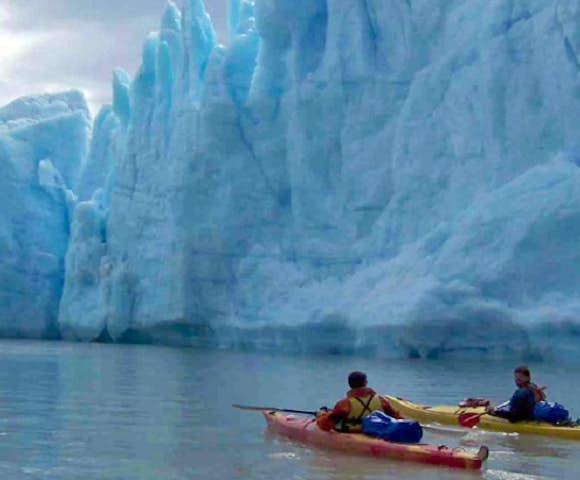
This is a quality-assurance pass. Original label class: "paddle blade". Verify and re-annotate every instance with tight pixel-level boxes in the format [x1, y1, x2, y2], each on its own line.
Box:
[458, 412, 483, 428]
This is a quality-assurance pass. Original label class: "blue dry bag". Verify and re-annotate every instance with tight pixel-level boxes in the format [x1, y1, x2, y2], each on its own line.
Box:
[362, 411, 423, 443]
[533, 401, 569, 424]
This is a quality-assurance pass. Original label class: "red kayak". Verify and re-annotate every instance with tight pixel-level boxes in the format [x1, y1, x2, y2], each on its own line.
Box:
[264, 411, 488, 470]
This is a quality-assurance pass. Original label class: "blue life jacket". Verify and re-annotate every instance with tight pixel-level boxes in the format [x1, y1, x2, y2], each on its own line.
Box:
[533, 401, 569, 424]
[362, 411, 423, 443]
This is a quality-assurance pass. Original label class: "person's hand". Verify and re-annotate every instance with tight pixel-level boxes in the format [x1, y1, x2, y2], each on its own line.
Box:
[316, 406, 329, 418]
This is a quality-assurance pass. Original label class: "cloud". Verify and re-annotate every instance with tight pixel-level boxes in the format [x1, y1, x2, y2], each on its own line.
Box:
[0, 0, 227, 115]
[0, 29, 48, 67]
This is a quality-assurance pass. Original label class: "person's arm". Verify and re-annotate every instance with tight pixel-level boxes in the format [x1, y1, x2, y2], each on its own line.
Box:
[491, 407, 516, 421]
[493, 389, 534, 423]
[380, 396, 403, 419]
[316, 399, 350, 431]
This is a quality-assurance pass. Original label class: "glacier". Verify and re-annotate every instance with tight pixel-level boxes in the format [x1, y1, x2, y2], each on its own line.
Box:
[4, 0, 580, 360]
[0, 91, 90, 337]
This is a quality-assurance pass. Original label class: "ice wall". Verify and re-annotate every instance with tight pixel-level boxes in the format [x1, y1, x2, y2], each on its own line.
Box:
[0, 91, 90, 337]
[59, 0, 580, 360]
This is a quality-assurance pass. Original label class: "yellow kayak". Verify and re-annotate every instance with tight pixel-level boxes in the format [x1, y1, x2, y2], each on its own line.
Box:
[385, 396, 580, 440]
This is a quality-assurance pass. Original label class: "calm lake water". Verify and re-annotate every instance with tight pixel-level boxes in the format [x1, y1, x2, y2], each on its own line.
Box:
[0, 340, 578, 479]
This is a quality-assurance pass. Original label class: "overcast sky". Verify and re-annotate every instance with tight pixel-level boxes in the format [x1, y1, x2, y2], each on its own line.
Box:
[0, 1, 227, 115]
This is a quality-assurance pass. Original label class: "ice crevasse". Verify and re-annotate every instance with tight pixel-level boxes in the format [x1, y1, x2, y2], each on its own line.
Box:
[5, 0, 580, 360]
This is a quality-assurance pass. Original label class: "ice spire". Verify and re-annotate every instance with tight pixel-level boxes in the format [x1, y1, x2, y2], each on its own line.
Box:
[133, 32, 161, 97]
[112, 68, 131, 127]
[224, 0, 258, 106]
[157, 41, 174, 108]
[182, 0, 217, 97]
[161, 1, 181, 32]
[228, 0, 256, 38]
[228, 0, 241, 40]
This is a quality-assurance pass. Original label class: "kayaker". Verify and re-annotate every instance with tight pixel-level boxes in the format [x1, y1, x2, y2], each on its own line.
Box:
[488, 365, 546, 422]
[316, 371, 402, 432]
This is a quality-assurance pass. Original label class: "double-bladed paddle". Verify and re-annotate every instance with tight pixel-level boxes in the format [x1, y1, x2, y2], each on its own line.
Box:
[233, 404, 467, 435]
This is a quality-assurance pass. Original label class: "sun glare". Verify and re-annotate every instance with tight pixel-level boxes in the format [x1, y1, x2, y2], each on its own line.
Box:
[0, 30, 49, 80]
[0, 30, 32, 69]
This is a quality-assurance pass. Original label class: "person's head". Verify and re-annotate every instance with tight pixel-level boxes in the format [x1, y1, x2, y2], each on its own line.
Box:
[348, 371, 368, 389]
[513, 365, 531, 388]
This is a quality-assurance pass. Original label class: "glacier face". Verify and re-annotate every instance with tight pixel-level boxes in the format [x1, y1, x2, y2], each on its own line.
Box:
[0, 91, 90, 337]
[6, 0, 580, 359]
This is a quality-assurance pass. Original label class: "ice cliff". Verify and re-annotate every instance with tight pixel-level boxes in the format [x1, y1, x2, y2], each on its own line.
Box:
[0, 91, 90, 337]
[5, 0, 580, 360]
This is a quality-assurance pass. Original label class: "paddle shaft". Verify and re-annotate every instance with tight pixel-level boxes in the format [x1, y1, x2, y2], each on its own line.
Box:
[476, 400, 510, 419]
[232, 404, 317, 415]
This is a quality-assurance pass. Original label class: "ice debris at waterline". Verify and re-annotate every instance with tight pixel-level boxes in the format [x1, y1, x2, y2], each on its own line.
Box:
[2, 0, 580, 360]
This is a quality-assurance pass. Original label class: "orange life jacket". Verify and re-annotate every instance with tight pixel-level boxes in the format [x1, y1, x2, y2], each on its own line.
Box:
[529, 383, 547, 402]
